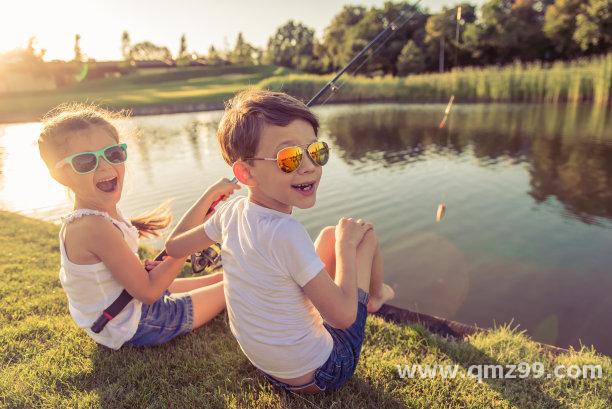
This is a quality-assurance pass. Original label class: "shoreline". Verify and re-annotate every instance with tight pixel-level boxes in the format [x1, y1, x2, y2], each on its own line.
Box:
[0, 98, 601, 126]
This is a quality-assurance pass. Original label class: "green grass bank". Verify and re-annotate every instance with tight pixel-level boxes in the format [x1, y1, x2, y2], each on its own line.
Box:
[0, 54, 610, 124]
[0, 210, 610, 408]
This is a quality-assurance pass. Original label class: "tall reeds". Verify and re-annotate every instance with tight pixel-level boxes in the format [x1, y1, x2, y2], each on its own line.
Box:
[258, 53, 611, 105]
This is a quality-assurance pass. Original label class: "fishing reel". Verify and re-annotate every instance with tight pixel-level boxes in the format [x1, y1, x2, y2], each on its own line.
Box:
[188, 243, 222, 274]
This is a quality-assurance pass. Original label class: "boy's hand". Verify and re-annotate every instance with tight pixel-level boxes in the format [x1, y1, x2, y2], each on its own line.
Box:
[335, 217, 373, 249]
[205, 177, 241, 205]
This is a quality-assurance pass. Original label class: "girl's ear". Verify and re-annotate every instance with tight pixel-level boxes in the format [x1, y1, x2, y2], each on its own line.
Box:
[50, 167, 70, 187]
[232, 161, 257, 187]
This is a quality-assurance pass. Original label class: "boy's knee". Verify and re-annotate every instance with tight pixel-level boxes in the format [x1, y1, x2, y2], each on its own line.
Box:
[321, 225, 336, 241]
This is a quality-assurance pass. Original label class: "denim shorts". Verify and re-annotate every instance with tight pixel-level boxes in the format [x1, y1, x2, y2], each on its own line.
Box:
[124, 290, 194, 347]
[263, 288, 369, 393]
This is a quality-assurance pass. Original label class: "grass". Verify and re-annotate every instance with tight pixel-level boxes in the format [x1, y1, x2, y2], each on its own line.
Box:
[0, 65, 289, 122]
[1, 210, 611, 408]
[1, 54, 609, 124]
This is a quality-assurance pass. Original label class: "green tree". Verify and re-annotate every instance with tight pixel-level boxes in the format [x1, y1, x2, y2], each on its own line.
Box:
[425, 3, 477, 71]
[464, 0, 554, 64]
[543, 0, 583, 56]
[320, 5, 368, 71]
[177, 34, 190, 65]
[129, 41, 172, 61]
[121, 31, 131, 61]
[573, 0, 612, 52]
[397, 40, 427, 74]
[319, 2, 428, 75]
[207, 45, 224, 65]
[266, 20, 318, 71]
[230, 32, 258, 65]
[73, 34, 83, 62]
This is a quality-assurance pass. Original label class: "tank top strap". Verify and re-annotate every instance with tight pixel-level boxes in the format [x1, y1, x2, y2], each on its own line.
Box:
[60, 208, 139, 253]
[61, 208, 124, 230]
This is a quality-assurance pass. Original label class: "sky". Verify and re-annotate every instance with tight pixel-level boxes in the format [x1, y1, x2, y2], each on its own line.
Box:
[0, 0, 483, 61]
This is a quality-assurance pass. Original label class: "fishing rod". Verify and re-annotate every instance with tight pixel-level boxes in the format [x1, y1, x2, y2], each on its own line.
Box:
[308, 1, 422, 107]
[152, 1, 424, 266]
[91, 3, 424, 334]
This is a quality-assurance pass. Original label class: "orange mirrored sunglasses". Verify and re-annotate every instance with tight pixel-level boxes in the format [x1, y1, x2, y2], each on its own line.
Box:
[245, 141, 330, 173]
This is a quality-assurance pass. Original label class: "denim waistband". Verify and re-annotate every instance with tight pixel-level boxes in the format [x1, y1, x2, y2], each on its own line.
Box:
[358, 288, 369, 305]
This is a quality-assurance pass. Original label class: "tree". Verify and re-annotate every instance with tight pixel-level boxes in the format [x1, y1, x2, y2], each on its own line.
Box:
[464, 0, 554, 65]
[177, 34, 190, 65]
[425, 3, 477, 71]
[73, 34, 83, 62]
[266, 20, 319, 71]
[121, 31, 131, 61]
[230, 32, 258, 65]
[319, 2, 429, 75]
[573, 0, 612, 53]
[320, 5, 368, 71]
[543, 0, 583, 56]
[129, 41, 172, 61]
[397, 40, 427, 74]
[207, 45, 224, 65]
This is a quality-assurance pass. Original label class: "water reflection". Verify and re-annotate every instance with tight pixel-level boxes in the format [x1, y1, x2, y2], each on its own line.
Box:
[323, 103, 612, 224]
[1, 104, 610, 354]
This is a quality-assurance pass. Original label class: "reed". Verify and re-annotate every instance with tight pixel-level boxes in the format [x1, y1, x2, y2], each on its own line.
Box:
[258, 53, 612, 105]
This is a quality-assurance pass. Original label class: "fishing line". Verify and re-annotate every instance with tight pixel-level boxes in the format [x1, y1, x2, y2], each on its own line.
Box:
[94, 0, 442, 334]
[435, 6, 462, 222]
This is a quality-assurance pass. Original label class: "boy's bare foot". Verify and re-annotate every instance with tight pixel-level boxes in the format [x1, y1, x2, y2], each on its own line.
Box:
[367, 283, 395, 313]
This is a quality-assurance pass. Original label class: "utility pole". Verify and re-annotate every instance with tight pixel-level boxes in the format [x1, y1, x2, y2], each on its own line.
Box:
[439, 36, 445, 73]
[454, 6, 461, 68]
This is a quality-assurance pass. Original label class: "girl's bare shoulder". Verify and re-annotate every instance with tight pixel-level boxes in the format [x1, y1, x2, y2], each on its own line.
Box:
[64, 215, 119, 264]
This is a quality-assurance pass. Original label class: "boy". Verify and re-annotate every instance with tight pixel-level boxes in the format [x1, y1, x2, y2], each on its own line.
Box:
[165, 89, 394, 393]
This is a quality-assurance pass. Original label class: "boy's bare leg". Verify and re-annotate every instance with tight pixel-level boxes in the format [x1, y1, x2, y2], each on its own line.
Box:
[365, 236, 394, 313]
[314, 225, 394, 312]
[314, 226, 336, 280]
[187, 281, 226, 329]
[169, 271, 223, 293]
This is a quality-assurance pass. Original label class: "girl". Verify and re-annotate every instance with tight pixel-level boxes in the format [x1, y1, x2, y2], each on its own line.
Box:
[38, 103, 239, 349]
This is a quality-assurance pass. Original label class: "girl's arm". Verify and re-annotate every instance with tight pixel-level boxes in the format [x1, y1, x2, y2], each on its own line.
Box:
[167, 178, 240, 240]
[165, 178, 240, 259]
[165, 224, 216, 259]
[81, 217, 185, 304]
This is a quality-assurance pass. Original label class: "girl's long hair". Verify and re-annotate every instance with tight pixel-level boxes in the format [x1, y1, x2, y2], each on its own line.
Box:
[38, 103, 172, 238]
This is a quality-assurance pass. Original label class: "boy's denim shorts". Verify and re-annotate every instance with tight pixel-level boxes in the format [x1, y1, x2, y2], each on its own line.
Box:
[124, 290, 194, 347]
[263, 288, 369, 393]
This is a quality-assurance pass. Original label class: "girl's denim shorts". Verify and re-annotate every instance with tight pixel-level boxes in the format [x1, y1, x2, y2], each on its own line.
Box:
[124, 290, 194, 347]
[263, 288, 370, 393]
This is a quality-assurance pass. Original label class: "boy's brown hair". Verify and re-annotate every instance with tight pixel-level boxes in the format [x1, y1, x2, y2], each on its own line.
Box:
[216, 89, 319, 165]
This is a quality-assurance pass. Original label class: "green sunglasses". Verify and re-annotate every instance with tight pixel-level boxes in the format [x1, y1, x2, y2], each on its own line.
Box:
[55, 143, 128, 174]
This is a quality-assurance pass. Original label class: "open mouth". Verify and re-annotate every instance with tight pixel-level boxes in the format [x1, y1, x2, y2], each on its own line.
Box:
[96, 177, 118, 193]
[291, 181, 316, 195]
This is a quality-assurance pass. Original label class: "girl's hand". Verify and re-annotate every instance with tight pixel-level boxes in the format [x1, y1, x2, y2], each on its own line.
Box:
[143, 258, 163, 272]
[205, 177, 241, 206]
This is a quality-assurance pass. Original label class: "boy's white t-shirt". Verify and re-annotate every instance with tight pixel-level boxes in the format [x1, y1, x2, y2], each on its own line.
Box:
[204, 196, 333, 378]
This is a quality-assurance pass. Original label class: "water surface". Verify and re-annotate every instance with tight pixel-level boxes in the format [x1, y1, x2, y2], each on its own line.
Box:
[1, 102, 611, 354]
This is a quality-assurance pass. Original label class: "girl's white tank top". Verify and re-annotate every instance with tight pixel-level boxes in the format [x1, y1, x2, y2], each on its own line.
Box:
[58, 208, 142, 349]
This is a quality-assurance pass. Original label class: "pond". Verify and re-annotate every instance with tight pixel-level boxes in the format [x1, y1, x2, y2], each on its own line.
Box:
[1, 102, 611, 355]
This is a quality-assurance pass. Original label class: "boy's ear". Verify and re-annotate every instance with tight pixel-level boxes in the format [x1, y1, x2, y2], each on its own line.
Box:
[232, 161, 257, 187]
